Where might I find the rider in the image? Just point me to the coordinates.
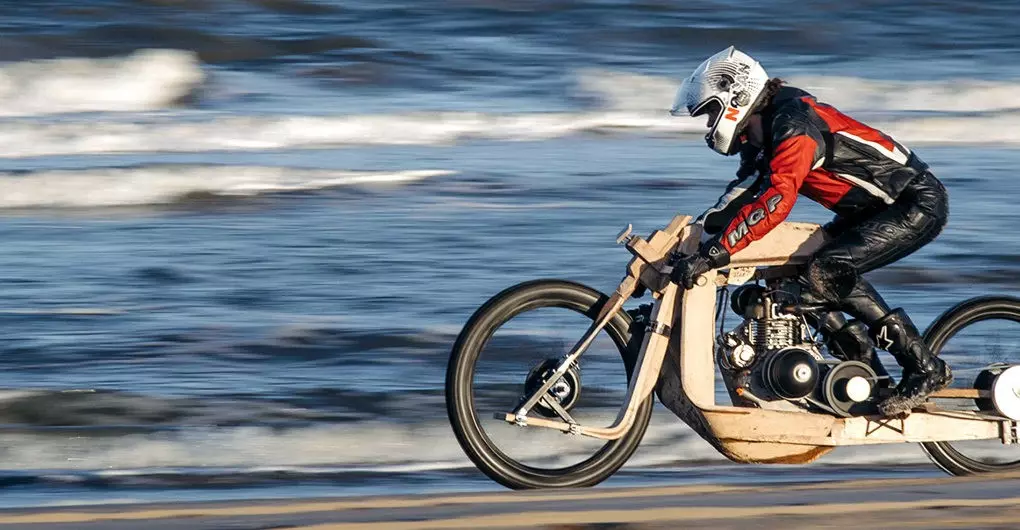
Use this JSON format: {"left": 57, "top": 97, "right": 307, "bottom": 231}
{"left": 668, "top": 47, "right": 951, "bottom": 416}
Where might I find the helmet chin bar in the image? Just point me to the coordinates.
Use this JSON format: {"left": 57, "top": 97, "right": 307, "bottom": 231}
{"left": 707, "top": 119, "right": 749, "bottom": 156}
{"left": 707, "top": 133, "right": 741, "bottom": 156}
{"left": 695, "top": 97, "right": 743, "bottom": 156}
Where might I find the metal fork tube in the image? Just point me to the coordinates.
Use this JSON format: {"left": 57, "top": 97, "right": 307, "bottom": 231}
{"left": 502, "top": 284, "right": 678, "bottom": 440}
{"left": 514, "top": 290, "right": 630, "bottom": 417}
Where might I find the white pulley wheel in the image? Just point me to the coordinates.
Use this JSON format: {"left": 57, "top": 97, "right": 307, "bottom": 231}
{"left": 844, "top": 376, "right": 872, "bottom": 403}
{"left": 822, "top": 360, "right": 877, "bottom": 417}
{"left": 991, "top": 365, "right": 1020, "bottom": 421}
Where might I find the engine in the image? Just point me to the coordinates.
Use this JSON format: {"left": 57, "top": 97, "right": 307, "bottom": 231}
{"left": 717, "top": 284, "right": 825, "bottom": 411}
{"left": 716, "top": 284, "right": 881, "bottom": 417}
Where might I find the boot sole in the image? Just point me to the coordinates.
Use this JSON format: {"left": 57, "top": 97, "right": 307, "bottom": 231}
{"left": 877, "top": 373, "right": 953, "bottom": 417}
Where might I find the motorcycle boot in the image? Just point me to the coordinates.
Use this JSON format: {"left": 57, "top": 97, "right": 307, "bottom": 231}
{"left": 828, "top": 319, "right": 891, "bottom": 387}
{"left": 870, "top": 308, "right": 952, "bottom": 416}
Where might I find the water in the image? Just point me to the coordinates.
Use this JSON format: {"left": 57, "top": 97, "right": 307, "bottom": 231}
{"left": 0, "top": 0, "right": 1017, "bottom": 507}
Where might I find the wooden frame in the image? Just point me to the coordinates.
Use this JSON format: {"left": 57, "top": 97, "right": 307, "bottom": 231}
{"left": 500, "top": 215, "right": 1016, "bottom": 463}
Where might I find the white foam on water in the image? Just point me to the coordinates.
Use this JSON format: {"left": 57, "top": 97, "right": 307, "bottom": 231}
{"left": 0, "top": 423, "right": 474, "bottom": 471}
{"left": 0, "top": 49, "right": 204, "bottom": 116}
{"left": 0, "top": 111, "right": 701, "bottom": 159}
{"left": 574, "top": 68, "right": 681, "bottom": 112}
{"left": 0, "top": 417, "right": 938, "bottom": 474}
{"left": 574, "top": 68, "right": 1020, "bottom": 146}
{"left": 1, "top": 107, "right": 1018, "bottom": 160}
{"left": 0, "top": 166, "right": 451, "bottom": 208}
{"left": 0, "top": 64, "right": 1013, "bottom": 158}
{"left": 880, "top": 113, "right": 1020, "bottom": 145}
{"left": 576, "top": 68, "right": 1020, "bottom": 113}
{"left": 792, "top": 75, "right": 1020, "bottom": 113}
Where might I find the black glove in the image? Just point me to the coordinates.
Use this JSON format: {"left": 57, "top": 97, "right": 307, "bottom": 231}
{"left": 670, "top": 238, "right": 731, "bottom": 289}
{"left": 670, "top": 253, "right": 713, "bottom": 289}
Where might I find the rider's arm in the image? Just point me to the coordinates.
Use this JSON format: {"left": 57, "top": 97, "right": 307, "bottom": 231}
{"left": 696, "top": 173, "right": 765, "bottom": 235}
{"left": 696, "top": 143, "right": 767, "bottom": 235}
{"left": 700, "top": 115, "right": 825, "bottom": 263}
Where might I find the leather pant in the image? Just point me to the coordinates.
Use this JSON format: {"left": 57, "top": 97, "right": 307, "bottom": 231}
{"left": 799, "top": 171, "right": 949, "bottom": 335}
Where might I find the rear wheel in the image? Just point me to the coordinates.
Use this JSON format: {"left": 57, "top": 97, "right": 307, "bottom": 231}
{"left": 920, "top": 296, "right": 1020, "bottom": 475}
{"left": 445, "top": 280, "right": 652, "bottom": 489}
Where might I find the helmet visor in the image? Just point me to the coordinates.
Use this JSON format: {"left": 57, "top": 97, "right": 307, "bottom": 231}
{"left": 670, "top": 75, "right": 724, "bottom": 129}
{"left": 669, "top": 75, "right": 698, "bottom": 116}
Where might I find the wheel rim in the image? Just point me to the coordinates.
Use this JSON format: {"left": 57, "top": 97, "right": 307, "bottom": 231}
{"left": 927, "top": 306, "right": 1020, "bottom": 470}
{"left": 465, "top": 295, "right": 635, "bottom": 474}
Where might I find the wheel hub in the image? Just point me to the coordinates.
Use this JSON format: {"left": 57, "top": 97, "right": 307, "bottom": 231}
{"left": 524, "top": 358, "right": 581, "bottom": 418}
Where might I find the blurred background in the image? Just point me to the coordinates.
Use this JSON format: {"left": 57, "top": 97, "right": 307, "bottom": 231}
{"left": 0, "top": 0, "right": 1018, "bottom": 507}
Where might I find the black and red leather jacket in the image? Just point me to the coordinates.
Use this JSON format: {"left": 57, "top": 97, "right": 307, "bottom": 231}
{"left": 698, "top": 86, "right": 931, "bottom": 255}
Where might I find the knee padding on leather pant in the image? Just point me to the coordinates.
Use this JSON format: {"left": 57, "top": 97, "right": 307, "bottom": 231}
{"left": 800, "top": 256, "right": 859, "bottom": 303}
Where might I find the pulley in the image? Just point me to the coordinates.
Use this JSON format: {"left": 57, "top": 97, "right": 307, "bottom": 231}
{"left": 763, "top": 348, "right": 818, "bottom": 400}
{"left": 974, "top": 364, "right": 1020, "bottom": 421}
{"left": 822, "top": 360, "right": 878, "bottom": 417}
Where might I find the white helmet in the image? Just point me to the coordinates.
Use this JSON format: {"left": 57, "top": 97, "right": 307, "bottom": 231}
{"left": 671, "top": 47, "right": 769, "bottom": 155}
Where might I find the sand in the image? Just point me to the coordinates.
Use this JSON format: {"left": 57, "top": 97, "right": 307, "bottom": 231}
{"left": 0, "top": 471, "right": 1018, "bottom": 529}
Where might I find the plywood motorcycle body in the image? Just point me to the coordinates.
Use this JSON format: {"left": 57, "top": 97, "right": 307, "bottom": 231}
{"left": 446, "top": 215, "right": 1020, "bottom": 489}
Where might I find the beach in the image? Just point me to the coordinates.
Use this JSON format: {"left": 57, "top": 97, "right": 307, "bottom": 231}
{"left": 1, "top": 472, "right": 1018, "bottom": 529}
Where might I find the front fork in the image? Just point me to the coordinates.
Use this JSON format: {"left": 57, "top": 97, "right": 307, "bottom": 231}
{"left": 500, "top": 216, "right": 697, "bottom": 440}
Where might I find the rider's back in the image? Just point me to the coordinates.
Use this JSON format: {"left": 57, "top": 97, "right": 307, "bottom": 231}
{"left": 763, "top": 86, "right": 933, "bottom": 225}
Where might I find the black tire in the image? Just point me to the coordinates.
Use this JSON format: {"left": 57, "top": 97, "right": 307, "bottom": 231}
{"left": 920, "top": 296, "right": 1020, "bottom": 475}
{"left": 445, "top": 279, "right": 653, "bottom": 489}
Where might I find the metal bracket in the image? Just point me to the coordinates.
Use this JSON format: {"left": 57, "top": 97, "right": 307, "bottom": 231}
{"left": 647, "top": 320, "right": 671, "bottom": 337}
{"left": 541, "top": 395, "right": 577, "bottom": 425}
{"left": 866, "top": 417, "right": 905, "bottom": 437}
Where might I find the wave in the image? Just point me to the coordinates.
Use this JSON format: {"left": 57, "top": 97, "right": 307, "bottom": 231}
{"left": 790, "top": 76, "right": 1020, "bottom": 114}
{"left": 0, "top": 418, "right": 932, "bottom": 475}
{"left": 0, "top": 60, "right": 1017, "bottom": 155}
{"left": 0, "top": 50, "right": 203, "bottom": 116}
{"left": 0, "top": 166, "right": 451, "bottom": 208}
{"left": 3, "top": 109, "right": 1020, "bottom": 159}
{"left": 0, "top": 387, "right": 946, "bottom": 480}
{"left": 0, "top": 111, "right": 702, "bottom": 158}
{"left": 576, "top": 68, "right": 1020, "bottom": 114}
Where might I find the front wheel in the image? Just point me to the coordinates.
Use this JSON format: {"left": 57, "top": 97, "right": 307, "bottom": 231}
{"left": 921, "top": 296, "right": 1020, "bottom": 475}
{"left": 446, "top": 280, "right": 653, "bottom": 489}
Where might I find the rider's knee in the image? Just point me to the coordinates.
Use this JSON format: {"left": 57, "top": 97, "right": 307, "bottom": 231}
{"left": 800, "top": 255, "right": 858, "bottom": 302}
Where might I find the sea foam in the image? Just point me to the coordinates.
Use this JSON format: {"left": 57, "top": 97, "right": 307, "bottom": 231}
{"left": 0, "top": 49, "right": 203, "bottom": 116}
{"left": 0, "top": 166, "right": 450, "bottom": 208}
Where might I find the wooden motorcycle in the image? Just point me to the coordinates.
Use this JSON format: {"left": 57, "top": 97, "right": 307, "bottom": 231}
{"left": 446, "top": 215, "right": 1020, "bottom": 489}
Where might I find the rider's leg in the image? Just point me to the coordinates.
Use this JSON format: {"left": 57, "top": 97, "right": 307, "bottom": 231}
{"left": 800, "top": 172, "right": 950, "bottom": 415}
{"left": 801, "top": 295, "right": 890, "bottom": 379}
{"left": 830, "top": 319, "right": 891, "bottom": 381}
{"left": 869, "top": 308, "right": 952, "bottom": 415}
